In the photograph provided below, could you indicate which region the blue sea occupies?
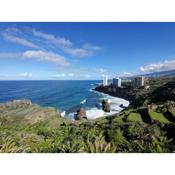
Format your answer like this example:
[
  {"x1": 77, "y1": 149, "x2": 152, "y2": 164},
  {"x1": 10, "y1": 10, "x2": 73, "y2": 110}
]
[{"x1": 0, "y1": 80, "x2": 129, "y2": 119}]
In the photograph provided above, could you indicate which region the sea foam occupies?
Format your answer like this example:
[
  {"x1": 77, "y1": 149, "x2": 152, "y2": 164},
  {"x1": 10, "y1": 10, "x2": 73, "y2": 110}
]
[
  {"x1": 66, "y1": 88, "x2": 129, "y2": 120},
  {"x1": 80, "y1": 99, "x2": 87, "y2": 104}
]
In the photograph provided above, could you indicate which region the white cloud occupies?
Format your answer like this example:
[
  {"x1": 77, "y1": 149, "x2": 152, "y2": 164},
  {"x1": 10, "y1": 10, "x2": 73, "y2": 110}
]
[
  {"x1": 0, "y1": 50, "x2": 70, "y2": 67},
  {"x1": 32, "y1": 29, "x2": 101, "y2": 57},
  {"x1": 140, "y1": 60, "x2": 175, "y2": 73},
  {"x1": 23, "y1": 50, "x2": 70, "y2": 66},
  {"x1": 19, "y1": 72, "x2": 33, "y2": 78},
  {"x1": 123, "y1": 72, "x2": 133, "y2": 76},
  {"x1": 63, "y1": 47, "x2": 91, "y2": 57},
  {"x1": 1, "y1": 28, "x2": 101, "y2": 58},
  {"x1": 32, "y1": 29, "x2": 72, "y2": 48},
  {"x1": 2, "y1": 28, "x2": 41, "y2": 49}
]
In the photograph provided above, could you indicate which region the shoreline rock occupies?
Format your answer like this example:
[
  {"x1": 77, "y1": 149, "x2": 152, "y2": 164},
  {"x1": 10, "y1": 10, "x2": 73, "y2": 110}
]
[
  {"x1": 102, "y1": 99, "x2": 111, "y2": 112},
  {"x1": 74, "y1": 108, "x2": 87, "y2": 120}
]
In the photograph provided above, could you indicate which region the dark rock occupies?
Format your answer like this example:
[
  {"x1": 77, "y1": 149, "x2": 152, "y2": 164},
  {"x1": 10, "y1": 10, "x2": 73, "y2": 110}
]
[
  {"x1": 102, "y1": 99, "x2": 111, "y2": 112},
  {"x1": 74, "y1": 108, "x2": 87, "y2": 120},
  {"x1": 120, "y1": 104, "x2": 126, "y2": 108}
]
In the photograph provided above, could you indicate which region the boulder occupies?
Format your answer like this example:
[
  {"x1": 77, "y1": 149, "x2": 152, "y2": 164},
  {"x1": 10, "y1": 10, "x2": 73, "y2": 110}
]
[
  {"x1": 74, "y1": 108, "x2": 87, "y2": 120},
  {"x1": 120, "y1": 104, "x2": 126, "y2": 109},
  {"x1": 102, "y1": 99, "x2": 111, "y2": 112}
]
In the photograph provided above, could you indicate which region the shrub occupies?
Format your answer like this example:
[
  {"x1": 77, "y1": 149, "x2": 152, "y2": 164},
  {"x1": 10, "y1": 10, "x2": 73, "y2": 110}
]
[{"x1": 84, "y1": 133, "x2": 116, "y2": 153}]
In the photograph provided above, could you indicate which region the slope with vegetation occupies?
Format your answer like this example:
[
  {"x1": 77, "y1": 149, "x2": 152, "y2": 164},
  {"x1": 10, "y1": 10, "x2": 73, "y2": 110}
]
[{"x1": 0, "y1": 78, "x2": 175, "y2": 153}]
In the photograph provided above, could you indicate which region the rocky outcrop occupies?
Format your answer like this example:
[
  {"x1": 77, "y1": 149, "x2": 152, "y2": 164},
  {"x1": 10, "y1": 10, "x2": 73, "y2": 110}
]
[
  {"x1": 95, "y1": 85, "x2": 135, "y2": 103},
  {"x1": 74, "y1": 108, "x2": 87, "y2": 120},
  {"x1": 0, "y1": 99, "x2": 61, "y2": 125},
  {"x1": 0, "y1": 99, "x2": 32, "y2": 109},
  {"x1": 102, "y1": 99, "x2": 111, "y2": 112},
  {"x1": 95, "y1": 79, "x2": 175, "y2": 108}
]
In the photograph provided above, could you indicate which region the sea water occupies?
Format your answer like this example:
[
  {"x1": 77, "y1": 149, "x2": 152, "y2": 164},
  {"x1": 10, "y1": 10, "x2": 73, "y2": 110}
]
[{"x1": 0, "y1": 80, "x2": 129, "y2": 119}]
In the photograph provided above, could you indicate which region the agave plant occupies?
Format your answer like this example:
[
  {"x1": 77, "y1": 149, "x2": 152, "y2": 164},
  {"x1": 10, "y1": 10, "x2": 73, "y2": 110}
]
[
  {"x1": 150, "y1": 135, "x2": 172, "y2": 153},
  {"x1": 58, "y1": 140, "x2": 85, "y2": 153},
  {"x1": 0, "y1": 136, "x2": 29, "y2": 153},
  {"x1": 85, "y1": 133, "x2": 116, "y2": 153}
]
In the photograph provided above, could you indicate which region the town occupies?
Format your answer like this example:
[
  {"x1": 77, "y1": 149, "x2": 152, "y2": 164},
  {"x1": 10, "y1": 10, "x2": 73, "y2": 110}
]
[{"x1": 102, "y1": 75, "x2": 146, "y2": 89}]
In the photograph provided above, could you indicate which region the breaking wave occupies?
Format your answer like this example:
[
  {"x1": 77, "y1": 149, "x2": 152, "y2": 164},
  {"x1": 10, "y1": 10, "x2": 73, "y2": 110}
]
[
  {"x1": 80, "y1": 99, "x2": 87, "y2": 104},
  {"x1": 66, "y1": 88, "x2": 129, "y2": 120}
]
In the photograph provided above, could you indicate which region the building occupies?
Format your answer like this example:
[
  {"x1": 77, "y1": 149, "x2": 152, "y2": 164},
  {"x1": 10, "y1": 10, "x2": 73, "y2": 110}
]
[
  {"x1": 132, "y1": 76, "x2": 145, "y2": 88},
  {"x1": 113, "y1": 78, "x2": 121, "y2": 87},
  {"x1": 103, "y1": 75, "x2": 108, "y2": 86}
]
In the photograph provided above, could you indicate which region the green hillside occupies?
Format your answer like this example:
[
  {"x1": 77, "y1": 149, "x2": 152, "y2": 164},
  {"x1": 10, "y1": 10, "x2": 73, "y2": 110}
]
[
  {"x1": 0, "y1": 77, "x2": 175, "y2": 153},
  {"x1": 0, "y1": 99, "x2": 175, "y2": 153}
]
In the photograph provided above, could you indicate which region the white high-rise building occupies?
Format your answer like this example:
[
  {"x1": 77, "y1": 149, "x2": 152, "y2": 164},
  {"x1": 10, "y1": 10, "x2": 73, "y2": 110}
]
[
  {"x1": 132, "y1": 76, "x2": 145, "y2": 87},
  {"x1": 103, "y1": 75, "x2": 108, "y2": 86},
  {"x1": 113, "y1": 78, "x2": 121, "y2": 87}
]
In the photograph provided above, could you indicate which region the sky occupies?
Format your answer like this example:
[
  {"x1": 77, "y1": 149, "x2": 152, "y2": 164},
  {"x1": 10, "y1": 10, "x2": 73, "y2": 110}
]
[{"x1": 0, "y1": 22, "x2": 175, "y2": 80}]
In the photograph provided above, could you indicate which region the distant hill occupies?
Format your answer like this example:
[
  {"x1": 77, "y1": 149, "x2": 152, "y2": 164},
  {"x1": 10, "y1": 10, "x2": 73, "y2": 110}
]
[
  {"x1": 144, "y1": 69, "x2": 175, "y2": 78},
  {"x1": 121, "y1": 69, "x2": 175, "y2": 80}
]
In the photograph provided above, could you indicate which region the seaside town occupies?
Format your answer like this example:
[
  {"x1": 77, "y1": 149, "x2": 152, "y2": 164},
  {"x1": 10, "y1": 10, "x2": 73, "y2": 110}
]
[{"x1": 102, "y1": 75, "x2": 145, "y2": 88}]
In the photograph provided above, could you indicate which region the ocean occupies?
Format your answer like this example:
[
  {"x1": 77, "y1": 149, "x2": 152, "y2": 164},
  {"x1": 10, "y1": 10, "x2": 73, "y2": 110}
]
[{"x1": 0, "y1": 80, "x2": 129, "y2": 119}]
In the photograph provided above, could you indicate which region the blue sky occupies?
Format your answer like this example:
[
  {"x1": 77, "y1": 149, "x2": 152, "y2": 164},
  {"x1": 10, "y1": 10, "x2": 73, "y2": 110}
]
[{"x1": 0, "y1": 22, "x2": 175, "y2": 80}]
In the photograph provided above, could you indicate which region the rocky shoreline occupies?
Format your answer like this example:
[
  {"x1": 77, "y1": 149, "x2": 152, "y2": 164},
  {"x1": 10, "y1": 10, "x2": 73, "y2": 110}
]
[
  {"x1": 94, "y1": 77, "x2": 175, "y2": 109},
  {"x1": 0, "y1": 99, "x2": 122, "y2": 122},
  {"x1": 94, "y1": 85, "x2": 134, "y2": 104}
]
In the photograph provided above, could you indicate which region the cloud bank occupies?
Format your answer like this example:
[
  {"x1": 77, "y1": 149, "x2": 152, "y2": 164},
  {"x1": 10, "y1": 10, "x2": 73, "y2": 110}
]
[
  {"x1": 23, "y1": 50, "x2": 70, "y2": 66},
  {"x1": 32, "y1": 29, "x2": 101, "y2": 57},
  {"x1": 140, "y1": 60, "x2": 175, "y2": 73},
  {"x1": 1, "y1": 27, "x2": 101, "y2": 58},
  {"x1": 2, "y1": 28, "x2": 41, "y2": 49}
]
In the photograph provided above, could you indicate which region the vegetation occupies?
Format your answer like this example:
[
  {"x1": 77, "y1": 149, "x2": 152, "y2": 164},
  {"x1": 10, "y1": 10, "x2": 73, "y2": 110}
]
[
  {"x1": 149, "y1": 110, "x2": 170, "y2": 123},
  {"x1": 127, "y1": 112, "x2": 143, "y2": 122},
  {"x1": 0, "y1": 77, "x2": 175, "y2": 153},
  {"x1": 0, "y1": 106, "x2": 175, "y2": 153}
]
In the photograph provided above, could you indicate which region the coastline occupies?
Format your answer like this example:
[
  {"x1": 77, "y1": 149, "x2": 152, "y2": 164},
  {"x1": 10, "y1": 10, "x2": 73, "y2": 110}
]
[
  {"x1": 85, "y1": 88, "x2": 129, "y2": 119},
  {"x1": 93, "y1": 85, "x2": 135, "y2": 102}
]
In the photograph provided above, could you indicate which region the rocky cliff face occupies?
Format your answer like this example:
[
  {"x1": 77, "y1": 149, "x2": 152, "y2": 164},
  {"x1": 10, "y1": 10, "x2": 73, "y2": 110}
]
[
  {"x1": 94, "y1": 78, "x2": 175, "y2": 108},
  {"x1": 94, "y1": 85, "x2": 136, "y2": 102}
]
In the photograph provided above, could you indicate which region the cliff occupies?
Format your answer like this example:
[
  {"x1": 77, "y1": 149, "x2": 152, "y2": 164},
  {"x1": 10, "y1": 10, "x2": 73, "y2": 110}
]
[
  {"x1": 94, "y1": 77, "x2": 175, "y2": 108},
  {"x1": 0, "y1": 99, "x2": 62, "y2": 126}
]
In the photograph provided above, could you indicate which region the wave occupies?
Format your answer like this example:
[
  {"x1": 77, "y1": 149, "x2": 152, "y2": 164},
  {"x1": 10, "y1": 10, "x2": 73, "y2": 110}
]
[
  {"x1": 87, "y1": 88, "x2": 129, "y2": 118},
  {"x1": 61, "y1": 111, "x2": 66, "y2": 117},
  {"x1": 65, "y1": 88, "x2": 129, "y2": 120},
  {"x1": 80, "y1": 99, "x2": 87, "y2": 104},
  {"x1": 90, "y1": 88, "x2": 129, "y2": 106}
]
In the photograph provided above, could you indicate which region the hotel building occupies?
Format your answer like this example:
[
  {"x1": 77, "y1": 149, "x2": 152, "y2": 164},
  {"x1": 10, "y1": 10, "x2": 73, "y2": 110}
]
[
  {"x1": 113, "y1": 78, "x2": 121, "y2": 87},
  {"x1": 132, "y1": 76, "x2": 145, "y2": 87}
]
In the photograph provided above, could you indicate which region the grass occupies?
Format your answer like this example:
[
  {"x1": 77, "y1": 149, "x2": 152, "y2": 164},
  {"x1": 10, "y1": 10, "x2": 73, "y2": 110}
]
[
  {"x1": 113, "y1": 116, "x2": 124, "y2": 124},
  {"x1": 149, "y1": 110, "x2": 170, "y2": 123},
  {"x1": 127, "y1": 112, "x2": 143, "y2": 122}
]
